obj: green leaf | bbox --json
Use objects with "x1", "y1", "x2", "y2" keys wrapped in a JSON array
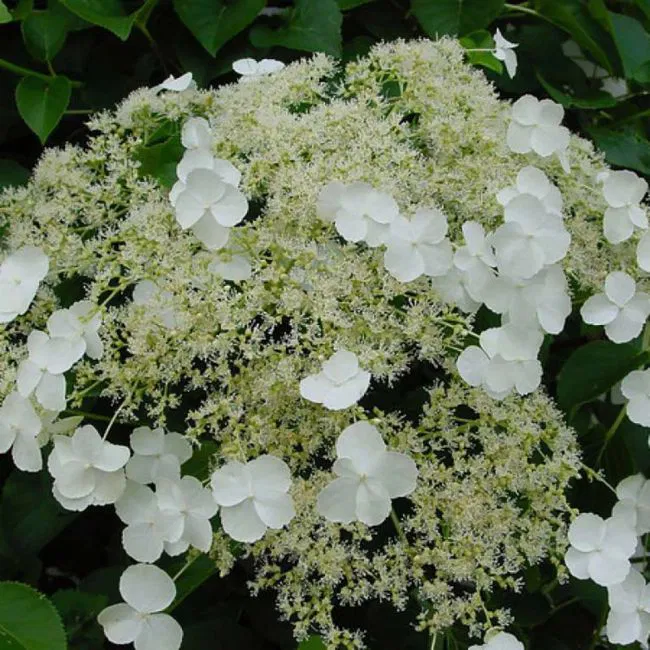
[
  {"x1": 15, "y1": 75, "x2": 71, "y2": 144},
  {"x1": 534, "y1": 0, "x2": 616, "y2": 73},
  {"x1": 250, "y1": 0, "x2": 343, "y2": 57},
  {"x1": 411, "y1": 0, "x2": 504, "y2": 37},
  {"x1": 587, "y1": 125, "x2": 650, "y2": 176},
  {"x1": 173, "y1": 0, "x2": 264, "y2": 56},
  {"x1": 134, "y1": 134, "x2": 184, "y2": 188},
  {"x1": 557, "y1": 341, "x2": 647, "y2": 413},
  {"x1": 607, "y1": 12, "x2": 650, "y2": 83},
  {"x1": 0, "y1": 1, "x2": 12, "y2": 23},
  {"x1": 21, "y1": 11, "x2": 69, "y2": 62},
  {"x1": 636, "y1": 0, "x2": 650, "y2": 21},
  {"x1": 537, "y1": 72, "x2": 617, "y2": 109},
  {"x1": 337, "y1": 0, "x2": 374, "y2": 8},
  {"x1": 298, "y1": 636, "x2": 327, "y2": 650},
  {"x1": 167, "y1": 555, "x2": 217, "y2": 611},
  {"x1": 0, "y1": 470, "x2": 78, "y2": 556},
  {"x1": 0, "y1": 160, "x2": 30, "y2": 189},
  {"x1": 51, "y1": 590, "x2": 107, "y2": 647},
  {"x1": 0, "y1": 582, "x2": 67, "y2": 650},
  {"x1": 181, "y1": 440, "x2": 218, "y2": 480},
  {"x1": 460, "y1": 30, "x2": 503, "y2": 74},
  {"x1": 57, "y1": 0, "x2": 145, "y2": 40}
]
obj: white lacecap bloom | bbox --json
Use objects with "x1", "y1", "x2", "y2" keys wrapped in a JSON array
[
  {"x1": 132, "y1": 280, "x2": 178, "y2": 330},
  {"x1": 154, "y1": 72, "x2": 196, "y2": 93},
  {"x1": 621, "y1": 370, "x2": 650, "y2": 428},
  {"x1": 496, "y1": 166, "x2": 563, "y2": 216},
  {"x1": 114, "y1": 481, "x2": 184, "y2": 563},
  {"x1": 232, "y1": 58, "x2": 285, "y2": 81},
  {"x1": 612, "y1": 473, "x2": 650, "y2": 535},
  {"x1": 431, "y1": 267, "x2": 481, "y2": 313},
  {"x1": 599, "y1": 170, "x2": 648, "y2": 244},
  {"x1": 211, "y1": 455, "x2": 295, "y2": 543},
  {"x1": 606, "y1": 569, "x2": 650, "y2": 645},
  {"x1": 0, "y1": 392, "x2": 43, "y2": 472},
  {"x1": 299, "y1": 349, "x2": 371, "y2": 411},
  {"x1": 208, "y1": 251, "x2": 252, "y2": 282},
  {"x1": 456, "y1": 324, "x2": 543, "y2": 399},
  {"x1": 506, "y1": 95, "x2": 570, "y2": 168},
  {"x1": 483, "y1": 265, "x2": 571, "y2": 335},
  {"x1": 48, "y1": 425, "x2": 130, "y2": 511},
  {"x1": 125, "y1": 426, "x2": 193, "y2": 485},
  {"x1": 156, "y1": 476, "x2": 218, "y2": 555},
  {"x1": 98, "y1": 564, "x2": 183, "y2": 650},
  {"x1": 581, "y1": 271, "x2": 650, "y2": 344},
  {"x1": 469, "y1": 630, "x2": 524, "y2": 650},
  {"x1": 453, "y1": 221, "x2": 496, "y2": 302},
  {"x1": 565, "y1": 512, "x2": 637, "y2": 586},
  {"x1": 492, "y1": 190, "x2": 570, "y2": 280},
  {"x1": 317, "y1": 181, "x2": 399, "y2": 247},
  {"x1": 0, "y1": 246, "x2": 49, "y2": 323},
  {"x1": 492, "y1": 29, "x2": 518, "y2": 79},
  {"x1": 316, "y1": 421, "x2": 418, "y2": 526},
  {"x1": 383, "y1": 208, "x2": 453, "y2": 282},
  {"x1": 172, "y1": 165, "x2": 247, "y2": 251},
  {"x1": 16, "y1": 331, "x2": 67, "y2": 412},
  {"x1": 46, "y1": 300, "x2": 103, "y2": 366},
  {"x1": 181, "y1": 117, "x2": 213, "y2": 151}
]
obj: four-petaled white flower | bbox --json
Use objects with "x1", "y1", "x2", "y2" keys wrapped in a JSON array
[
  {"x1": 492, "y1": 192, "x2": 570, "y2": 280},
  {"x1": 317, "y1": 181, "x2": 399, "y2": 247},
  {"x1": 125, "y1": 426, "x2": 193, "y2": 485},
  {"x1": 299, "y1": 350, "x2": 371, "y2": 410},
  {"x1": 132, "y1": 280, "x2": 178, "y2": 330},
  {"x1": 232, "y1": 58, "x2": 285, "y2": 81},
  {"x1": 456, "y1": 325, "x2": 543, "y2": 399},
  {"x1": 46, "y1": 301, "x2": 103, "y2": 366},
  {"x1": 316, "y1": 421, "x2": 418, "y2": 526},
  {"x1": 469, "y1": 630, "x2": 524, "y2": 650},
  {"x1": 156, "y1": 476, "x2": 218, "y2": 555},
  {"x1": 496, "y1": 166, "x2": 563, "y2": 217},
  {"x1": 16, "y1": 331, "x2": 67, "y2": 412},
  {"x1": 581, "y1": 271, "x2": 650, "y2": 343},
  {"x1": 172, "y1": 167, "x2": 248, "y2": 251},
  {"x1": 483, "y1": 265, "x2": 572, "y2": 335},
  {"x1": 606, "y1": 569, "x2": 650, "y2": 646},
  {"x1": 48, "y1": 425, "x2": 130, "y2": 511},
  {"x1": 154, "y1": 72, "x2": 195, "y2": 93},
  {"x1": 565, "y1": 512, "x2": 636, "y2": 586},
  {"x1": 507, "y1": 95, "x2": 570, "y2": 165},
  {"x1": 210, "y1": 455, "x2": 295, "y2": 543},
  {"x1": 383, "y1": 208, "x2": 453, "y2": 282},
  {"x1": 181, "y1": 117, "x2": 212, "y2": 151},
  {"x1": 599, "y1": 170, "x2": 648, "y2": 244},
  {"x1": 453, "y1": 221, "x2": 496, "y2": 301},
  {"x1": 0, "y1": 392, "x2": 43, "y2": 472},
  {"x1": 98, "y1": 564, "x2": 183, "y2": 650},
  {"x1": 493, "y1": 29, "x2": 518, "y2": 79},
  {"x1": 0, "y1": 246, "x2": 49, "y2": 323},
  {"x1": 114, "y1": 481, "x2": 184, "y2": 563},
  {"x1": 612, "y1": 473, "x2": 650, "y2": 535},
  {"x1": 431, "y1": 267, "x2": 481, "y2": 313},
  {"x1": 621, "y1": 370, "x2": 650, "y2": 428}
]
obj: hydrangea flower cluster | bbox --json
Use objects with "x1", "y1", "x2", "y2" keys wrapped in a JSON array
[{"x1": 2, "y1": 37, "x2": 645, "y2": 647}]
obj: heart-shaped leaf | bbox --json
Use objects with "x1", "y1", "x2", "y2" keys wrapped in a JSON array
[{"x1": 15, "y1": 75, "x2": 71, "y2": 144}]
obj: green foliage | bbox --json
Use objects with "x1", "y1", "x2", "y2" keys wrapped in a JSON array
[
  {"x1": 298, "y1": 636, "x2": 327, "y2": 649},
  {"x1": 0, "y1": 582, "x2": 67, "y2": 650},
  {"x1": 14, "y1": 75, "x2": 71, "y2": 143},
  {"x1": 134, "y1": 132, "x2": 184, "y2": 188},
  {"x1": 21, "y1": 10, "x2": 68, "y2": 62},
  {"x1": 557, "y1": 340, "x2": 647, "y2": 414},
  {"x1": 412, "y1": 0, "x2": 504, "y2": 37},
  {"x1": 50, "y1": 590, "x2": 107, "y2": 649},
  {"x1": 0, "y1": 0, "x2": 12, "y2": 23},
  {"x1": 173, "y1": 0, "x2": 264, "y2": 56},
  {"x1": 250, "y1": 0, "x2": 343, "y2": 57},
  {"x1": 460, "y1": 30, "x2": 503, "y2": 74},
  {"x1": 607, "y1": 11, "x2": 650, "y2": 82},
  {"x1": 57, "y1": 0, "x2": 145, "y2": 40},
  {"x1": 0, "y1": 160, "x2": 29, "y2": 188}
]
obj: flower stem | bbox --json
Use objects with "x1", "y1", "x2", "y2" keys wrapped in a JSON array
[
  {"x1": 102, "y1": 394, "x2": 131, "y2": 440},
  {"x1": 596, "y1": 406, "x2": 627, "y2": 467},
  {"x1": 503, "y1": 2, "x2": 544, "y2": 19},
  {"x1": 580, "y1": 462, "x2": 617, "y2": 494},
  {"x1": 390, "y1": 508, "x2": 408, "y2": 546}
]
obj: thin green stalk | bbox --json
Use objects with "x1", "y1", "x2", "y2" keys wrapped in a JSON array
[
  {"x1": 596, "y1": 406, "x2": 627, "y2": 467},
  {"x1": 504, "y1": 2, "x2": 546, "y2": 20},
  {"x1": 0, "y1": 57, "x2": 82, "y2": 87}
]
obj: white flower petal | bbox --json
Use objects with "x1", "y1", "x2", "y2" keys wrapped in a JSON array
[
  {"x1": 98, "y1": 603, "x2": 142, "y2": 644},
  {"x1": 120, "y1": 564, "x2": 176, "y2": 614},
  {"x1": 581, "y1": 294, "x2": 618, "y2": 326},
  {"x1": 568, "y1": 513, "x2": 606, "y2": 552},
  {"x1": 336, "y1": 421, "x2": 386, "y2": 474},
  {"x1": 134, "y1": 613, "x2": 183, "y2": 650},
  {"x1": 369, "y1": 450, "x2": 418, "y2": 498},
  {"x1": 457, "y1": 346, "x2": 489, "y2": 387},
  {"x1": 316, "y1": 477, "x2": 359, "y2": 524},
  {"x1": 249, "y1": 455, "x2": 292, "y2": 495},
  {"x1": 564, "y1": 547, "x2": 591, "y2": 579},
  {"x1": 122, "y1": 522, "x2": 165, "y2": 562},
  {"x1": 210, "y1": 461, "x2": 251, "y2": 506},
  {"x1": 220, "y1": 499, "x2": 267, "y2": 542},
  {"x1": 253, "y1": 492, "x2": 295, "y2": 529},
  {"x1": 356, "y1": 479, "x2": 391, "y2": 526}
]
